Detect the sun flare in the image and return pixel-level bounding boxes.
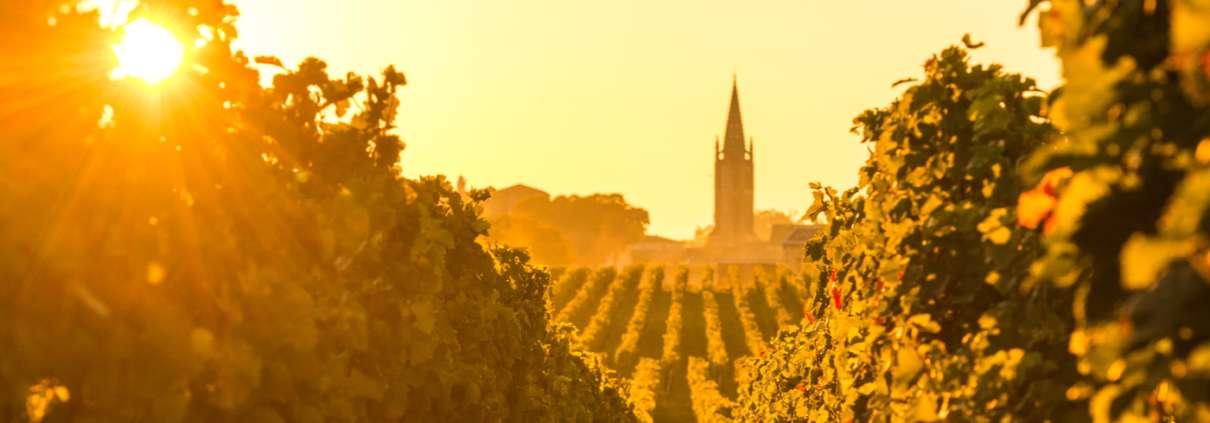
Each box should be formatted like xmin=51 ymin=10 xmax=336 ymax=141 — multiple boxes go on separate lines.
xmin=112 ymin=19 xmax=184 ymax=84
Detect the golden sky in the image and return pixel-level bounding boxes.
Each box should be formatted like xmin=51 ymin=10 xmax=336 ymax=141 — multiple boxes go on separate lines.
xmin=230 ymin=0 xmax=1059 ymax=240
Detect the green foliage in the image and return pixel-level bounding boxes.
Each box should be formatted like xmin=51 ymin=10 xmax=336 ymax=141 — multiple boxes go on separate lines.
xmin=548 ymin=267 xmax=590 ymax=314
xmin=660 ymin=269 xmax=688 ymax=370
xmin=737 ymin=45 xmax=1081 ymax=421
xmin=687 ymin=356 xmax=736 ymax=422
xmin=581 ymin=266 xmax=644 ymax=352
xmin=0 ymin=2 xmax=631 ymax=421
xmin=1021 ymin=0 xmax=1210 ymax=419
xmin=536 ymin=325 xmax=636 ymax=422
xmin=555 ymin=267 xmax=617 ymax=325
xmin=613 ymin=267 xmax=664 ymax=371
xmin=758 ymin=268 xmax=796 ymax=328
xmin=729 ymin=278 xmax=768 ymax=357
xmin=701 ymin=290 xmax=732 ymax=371
xmin=627 ymin=358 xmax=661 ymax=423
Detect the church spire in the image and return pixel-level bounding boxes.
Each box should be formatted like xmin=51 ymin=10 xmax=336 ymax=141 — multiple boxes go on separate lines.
xmin=711 ymin=73 xmax=757 ymax=247
xmin=723 ymin=74 xmax=746 ymax=159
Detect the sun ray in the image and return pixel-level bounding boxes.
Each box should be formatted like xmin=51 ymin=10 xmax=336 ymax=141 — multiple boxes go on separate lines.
xmin=111 ymin=18 xmax=183 ymax=84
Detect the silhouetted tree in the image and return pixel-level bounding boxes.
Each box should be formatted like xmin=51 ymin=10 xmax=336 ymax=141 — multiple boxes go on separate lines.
xmin=488 ymin=193 xmax=649 ymax=266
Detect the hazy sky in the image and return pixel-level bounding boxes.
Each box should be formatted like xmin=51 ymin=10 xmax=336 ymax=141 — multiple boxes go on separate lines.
xmin=230 ymin=0 xmax=1059 ymax=240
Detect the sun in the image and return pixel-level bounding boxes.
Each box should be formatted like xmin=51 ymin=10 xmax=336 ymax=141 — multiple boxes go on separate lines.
xmin=112 ymin=19 xmax=184 ymax=84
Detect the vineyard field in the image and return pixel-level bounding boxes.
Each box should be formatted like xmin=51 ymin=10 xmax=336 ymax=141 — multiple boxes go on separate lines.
xmin=552 ymin=265 xmax=808 ymax=421
xmin=636 ymin=274 xmax=671 ymax=360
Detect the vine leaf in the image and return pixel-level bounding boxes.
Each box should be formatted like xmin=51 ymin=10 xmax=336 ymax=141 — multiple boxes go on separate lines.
xmin=962 ymin=33 xmax=985 ymax=49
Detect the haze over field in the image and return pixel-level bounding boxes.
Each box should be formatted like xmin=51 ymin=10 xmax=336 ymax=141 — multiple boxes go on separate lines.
xmin=230 ymin=0 xmax=1060 ymax=239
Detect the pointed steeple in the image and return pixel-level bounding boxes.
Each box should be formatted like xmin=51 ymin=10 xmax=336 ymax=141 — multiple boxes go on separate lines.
xmin=710 ymin=72 xmax=756 ymax=248
xmin=723 ymin=74 xmax=746 ymax=159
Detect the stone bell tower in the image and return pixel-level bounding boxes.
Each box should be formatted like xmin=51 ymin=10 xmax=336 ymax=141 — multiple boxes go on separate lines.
xmin=710 ymin=75 xmax=755 ymax=246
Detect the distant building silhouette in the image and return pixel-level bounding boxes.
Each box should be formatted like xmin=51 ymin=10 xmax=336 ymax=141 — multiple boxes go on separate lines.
xmin=624 ymin=76 xmax=822 ymax=282
xmin=710 ymin=75 xmax=757 ymax=247
xmin=482 ymin=184 xmax=549 ymax=218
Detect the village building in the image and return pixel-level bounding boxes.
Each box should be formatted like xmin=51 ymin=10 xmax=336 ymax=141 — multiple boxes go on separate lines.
xmin=624 ymin=77 xmax=820 ymax=277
